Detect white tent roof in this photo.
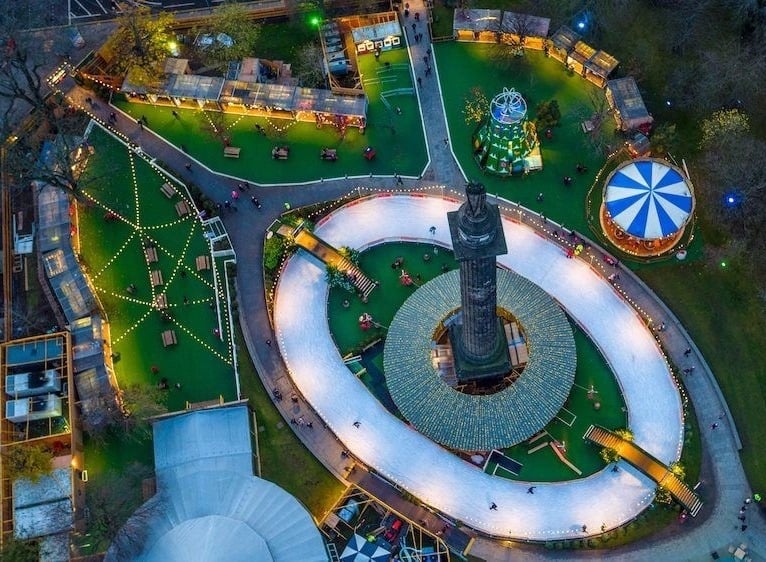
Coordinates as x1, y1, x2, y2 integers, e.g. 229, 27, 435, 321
274, 194, 684, 541
340, 534, 390, 562
107, 404, 327, 562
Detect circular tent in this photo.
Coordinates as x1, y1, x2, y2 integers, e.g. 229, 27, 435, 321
604, 159, 693, 239
340, 534, 391, 562
383, 269, 576, 451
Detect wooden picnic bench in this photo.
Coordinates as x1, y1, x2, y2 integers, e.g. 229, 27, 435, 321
224, 147, 241, 158
195, 255, 211, 271
150, 270, 163, 287
160, 182, 176, 198
154, 293, 168, 310
161, 330, 177, 347
145, 246, 158, 263
175, 201, 191, 217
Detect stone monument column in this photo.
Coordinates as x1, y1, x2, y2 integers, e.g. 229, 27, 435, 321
447, 182, 511, 382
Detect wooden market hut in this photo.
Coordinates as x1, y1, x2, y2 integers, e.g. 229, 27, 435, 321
352, 19, 403, 55
567, 40, 596, 76
606, 77, 654, 131
549, 25, 580, 63
584, 50, 619, 88
500, 12, 551, 50
453, 9, 502, 42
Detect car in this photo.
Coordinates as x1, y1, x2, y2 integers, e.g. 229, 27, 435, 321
383, 518, 403, 542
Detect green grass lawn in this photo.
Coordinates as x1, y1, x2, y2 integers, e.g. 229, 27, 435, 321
328, 242, 625, 481
112, 48, 427, 183
436, 42, 614, 236
77, 125, 237, 476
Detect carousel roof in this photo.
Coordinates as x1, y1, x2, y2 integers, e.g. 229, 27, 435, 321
340, 534, 391, 562
604, 159, 693, 240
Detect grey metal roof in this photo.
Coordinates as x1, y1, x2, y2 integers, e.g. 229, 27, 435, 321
13, 468, 73, 539
607, 77, 652, 127
383, 269, 576, 451
453, 9, 502, 32
550, 25, 580, 52
107, 404, 328, 562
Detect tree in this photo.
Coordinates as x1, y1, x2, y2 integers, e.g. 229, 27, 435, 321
534, 99, 561, 130
463, 87, 489, 125
84, 463, 155, 555
599, 427, 633, 465
1, 444, 53, 482
120, 383, 169, 441
0, 40, 54, 134
699, 108, 750, 150
105, 7, 176, 89
338, 246, 360, 265
0, 536, 39, 562
649, 122, 677, 156
264, 235, 287, 271
192, 2, 261, 69
294, 43, 327, 88
198, 109, 229, 145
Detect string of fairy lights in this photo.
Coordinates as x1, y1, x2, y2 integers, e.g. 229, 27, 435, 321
66, 100, 236, 368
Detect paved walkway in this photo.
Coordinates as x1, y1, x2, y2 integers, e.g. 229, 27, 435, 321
64, 5, 766, 556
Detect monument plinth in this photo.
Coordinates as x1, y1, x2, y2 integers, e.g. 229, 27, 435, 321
447, 182, 511, 383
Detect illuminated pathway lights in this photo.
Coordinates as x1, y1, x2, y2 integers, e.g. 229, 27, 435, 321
273, 194, 684, 540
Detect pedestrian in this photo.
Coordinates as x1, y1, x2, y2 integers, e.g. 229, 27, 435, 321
184, 162, 191, 171
426, 47, 431, 57
224, 200, 231, 209
213, 328, 220, 338
425, 66, 432, 76
582, 525, 587, 533
683, 347, 691, 356
266, 339, 272, 346
353, 421, 361, 428
172, 110, 179, 119
412, 23, 416, 33
251, 196, 259, 206
307, 421, 313, 428
417, 76, 422, 87
711, 422, 719, 430
443, 138, 448, 146
183, 295, 189, 305
175, 382, 182, 389
745, 497, 752, 504
536, 192, 544, 202
423, 55, 428, 64
414, 11, 420, 21
231, 190, 239, 200
151, 365, 159, 374
527, 486, 536, 494
238, 182, 245, 191
141, 115, 148, 124
489, 502, 498, 511
137, 120, 144, 130
396, 174, 404, 186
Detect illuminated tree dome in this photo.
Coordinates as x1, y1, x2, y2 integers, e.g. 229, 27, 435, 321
473, 88, 542, 176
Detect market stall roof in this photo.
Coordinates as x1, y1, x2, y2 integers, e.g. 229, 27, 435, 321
453, 9, 502, 32
569, 40, 596, 65
340, 534, 391, 562
606, 77, 653, 130
384, 269, 576, 451
36, 181, 72, 253
500, 12, 550, 37
106, 404, 327, 562
220, 81, 367, 117
585, 50, 619, 78
166, 73, 224, 101
604, 159, 693, 240
13, 468, 73, 539
550, 25, 580, 52
351, 20, 402, 43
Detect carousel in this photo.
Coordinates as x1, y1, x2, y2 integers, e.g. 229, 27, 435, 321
600, 158, 694, 257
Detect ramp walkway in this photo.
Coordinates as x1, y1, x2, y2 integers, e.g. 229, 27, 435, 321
276, 223, 377, 300
584, 425, 702, 516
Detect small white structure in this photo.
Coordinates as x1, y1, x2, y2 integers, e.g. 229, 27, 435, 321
5, 370, 62, 398
106, 402, 328, 562
5, 394, 63, 423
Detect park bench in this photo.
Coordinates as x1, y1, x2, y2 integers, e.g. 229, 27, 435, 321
196, 255, 211, 271
160, 182, 176, 198
224, 147, 241, 158
175, 201, 191, 217
161, 330, 177, 347
145, 246, 158, 263
150, 270, 163, 287
154, 293, 168, 310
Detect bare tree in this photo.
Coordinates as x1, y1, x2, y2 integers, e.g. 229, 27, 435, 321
294, 42, 327, 88
85, 462, 156, 555
191, 2, 261, 70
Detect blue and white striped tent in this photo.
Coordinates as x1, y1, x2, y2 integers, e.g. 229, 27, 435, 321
604, 159, 693, 240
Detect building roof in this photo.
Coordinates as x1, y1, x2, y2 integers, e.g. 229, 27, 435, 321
453, 9, 502, 33
550, 25, 580, 52
107, 403, 328, 562
607, 77, 653, 128
164, 58, 190, 75
13, 468, 73, 539
569, 40, 596, 65
383, 269, 576, 451
166, 74, 225, 101
351, 20, 402, 43
500, 12, 551, 37
585, 50, 619, 78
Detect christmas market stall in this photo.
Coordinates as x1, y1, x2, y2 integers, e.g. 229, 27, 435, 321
583, 50, 619, 88
606, 77, 654, 131
548, 25, 580, 64
352, 20, 403, 55
453, 9, 502, 42
500, 12, 550, 50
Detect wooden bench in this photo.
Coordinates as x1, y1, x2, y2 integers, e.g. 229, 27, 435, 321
154, 293, 168, 310
175, 201, 191, 217
195, 255, 211, 271
150, 270, 163, 287
224, 147, 241, 158
145, 246, 158, 263
160, 182, 176, 198
161, 330, 177, 347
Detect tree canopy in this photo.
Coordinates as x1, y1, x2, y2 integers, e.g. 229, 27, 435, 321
193, 2, 261, 69
1, 444, 53, 482
106, 7, 176, 89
